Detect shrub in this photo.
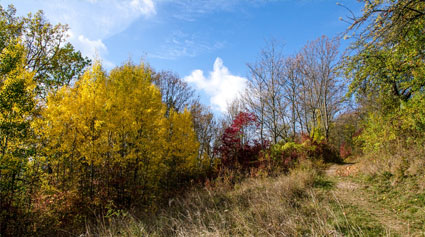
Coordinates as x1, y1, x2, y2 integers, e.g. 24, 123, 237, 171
329, 111, 363, 158
215, 112, 269, 173
339, 142, 352, 159
270, 132, 341, 170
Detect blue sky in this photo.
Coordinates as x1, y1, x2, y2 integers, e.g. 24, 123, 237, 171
2, 0, 362, 113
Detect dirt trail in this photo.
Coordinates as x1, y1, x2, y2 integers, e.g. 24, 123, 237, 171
325, 164, 407, 236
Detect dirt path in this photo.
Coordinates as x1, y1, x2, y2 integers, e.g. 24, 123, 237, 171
325, 164, 407, 236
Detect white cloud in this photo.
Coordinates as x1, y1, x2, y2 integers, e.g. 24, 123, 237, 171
8, 0, 157, 65
184, 57, 247, 112
130, 0, 156, 15
41, 0, 156, 40
65, 30, 115, 68
76, 34, 107, 58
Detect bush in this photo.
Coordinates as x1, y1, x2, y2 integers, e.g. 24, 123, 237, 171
354, 93, 425, 177
215, 112, 269, 173
329, 111, 363, 158
269, 133, 341, 172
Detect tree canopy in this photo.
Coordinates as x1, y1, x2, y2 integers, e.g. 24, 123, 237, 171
0, 4, 90, 97
344, 0, 425, 112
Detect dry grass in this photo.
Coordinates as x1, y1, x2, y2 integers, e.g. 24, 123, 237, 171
84, 164, 371, 237
352, 142, 425, 181
81, 144, 424, 236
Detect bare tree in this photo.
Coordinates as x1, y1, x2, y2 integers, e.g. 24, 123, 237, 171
296, 36, 343, 139
190, 101, 218, 160
242, 80, 266, 145
225, 97, 245, 124
152, 70, 196, 116
244, 40, 288, 144
240, 36, 342, 143
282, 56, 303, 139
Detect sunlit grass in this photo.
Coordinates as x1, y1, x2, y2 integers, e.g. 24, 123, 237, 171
86, 166, 375, 236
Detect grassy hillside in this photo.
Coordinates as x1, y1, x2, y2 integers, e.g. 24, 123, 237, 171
85, 159, 425, 237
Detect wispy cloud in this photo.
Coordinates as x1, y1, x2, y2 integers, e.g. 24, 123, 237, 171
51, 0, 156, 39
184, 57, 247, 112
10, 0, 156, 66
130, 0, 156, 16
8, 0, 265, 63
145, 0, 263, 59
149, 31, 225, 60
158, 0, 265, 21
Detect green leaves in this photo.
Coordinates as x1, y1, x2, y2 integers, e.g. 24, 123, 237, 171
0, 36, 37, 237
0, 4, 90, 98
345, 0, 425, 113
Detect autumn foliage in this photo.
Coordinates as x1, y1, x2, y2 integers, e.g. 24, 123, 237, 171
33, 63, 208, 230
0, 60, 212, 235
215, 112, 268, 172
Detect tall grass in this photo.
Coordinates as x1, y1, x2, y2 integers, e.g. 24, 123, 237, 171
84, 165, 371, 237
354, 142, 425, 180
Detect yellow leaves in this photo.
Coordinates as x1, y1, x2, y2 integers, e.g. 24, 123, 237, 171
94, 120, 104, 131
41, 61, 167, 165
35, 60, 205, 209
164, 108, 200, 173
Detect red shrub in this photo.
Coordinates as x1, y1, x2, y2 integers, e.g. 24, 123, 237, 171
339, 142, 352, 159
215, 112, 269, 172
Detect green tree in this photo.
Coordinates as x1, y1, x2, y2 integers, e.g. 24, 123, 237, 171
0, 4, 90, 97
0, 40, 36, 235
344, 0, 425, 112
343, 0, 425, 171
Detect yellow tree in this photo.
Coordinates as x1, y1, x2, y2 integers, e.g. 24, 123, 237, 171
162, 108, 200, 190
106, 62, 166, 206
35, 62, 108, 212
37, 60, 206, 231
38, 62, 169, 208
